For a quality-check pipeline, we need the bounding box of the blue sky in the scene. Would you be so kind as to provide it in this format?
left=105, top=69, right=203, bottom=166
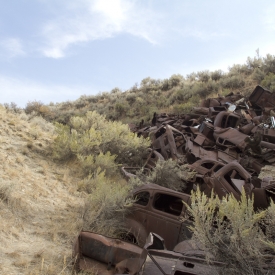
left=0, top=0, right=275, bottom=107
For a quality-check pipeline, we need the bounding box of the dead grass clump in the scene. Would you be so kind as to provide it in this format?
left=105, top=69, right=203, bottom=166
left=0, top=181, right=13, bottom=203
left=29, top=116, right=55, bottom=133
left=26, top=141, right=33, bottom=149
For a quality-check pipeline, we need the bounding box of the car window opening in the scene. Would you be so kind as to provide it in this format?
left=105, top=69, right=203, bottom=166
left=154, top=193, right=183, bottom=216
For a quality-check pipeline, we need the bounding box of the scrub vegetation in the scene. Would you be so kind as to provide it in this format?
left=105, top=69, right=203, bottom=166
left=22, top=53, right=275, bottom=126
left=1, top=53, right=275, bottom=274
left=187, top=190, right=275, bottom=275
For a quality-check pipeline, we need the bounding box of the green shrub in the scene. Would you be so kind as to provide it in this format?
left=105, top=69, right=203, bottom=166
left=129, top=159, right=195, bottom=192
left=262, top=54, right=275, bottom=74
left=187, top=189, right=275, bottom=275
left=52, top=111, right=150, bottom=170
left=246, top=56, right=263, bottom=70
left=186, top=72, right=197, bottom=82
left=252, top=68, right=265, bottom=83
left=261, top=73, right=275, bottom=92
left=126, top=93, right=136, bottom=104
left=228, top=64, right=251, bottom=76
left=115, top=101, right=130, bottom=115
left=211, top=70, right=223, bottom=81
left=83, top=171, right=134, bottom=236
left=161, top=79, right=170, bottom=91
left=146, top=159, right=194, bottom=191
left=77, top=151, right=117, bottom=177
left=140, top=77, right=160, bottom=92
left=197, top=70, right=210, bottom=82
left=220, top=75, right=245, bottom=89
left=172, top=102, right=194, bottom=114
left=168, top=74, right=184, bottom=87
left=52, top=123, right=73, bottom=160
left=192, top=82, right=212, bottom=98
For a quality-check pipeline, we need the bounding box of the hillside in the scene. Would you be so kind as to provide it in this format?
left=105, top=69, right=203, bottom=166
left=0, top=105, right=84, bottom=274
left=22, top=54, right=275, bottom=127
left=1, top=54, right=275, bottom=274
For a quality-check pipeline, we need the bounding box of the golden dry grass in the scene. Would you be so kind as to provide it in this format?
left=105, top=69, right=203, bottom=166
left=0, top=105, right=85, bottom=274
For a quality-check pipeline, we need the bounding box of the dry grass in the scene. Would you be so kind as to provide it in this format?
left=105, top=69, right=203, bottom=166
left=0, top=105, right=85, bottom=274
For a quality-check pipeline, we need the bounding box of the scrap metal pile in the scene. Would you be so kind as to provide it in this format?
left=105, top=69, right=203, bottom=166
left=73, top=86, right=275, bottom=275
left=133, top=85, right=275, bottom=210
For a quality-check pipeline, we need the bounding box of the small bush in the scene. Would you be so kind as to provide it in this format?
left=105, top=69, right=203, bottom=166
left=172, top=102, right=194, bottom=114
left=261, top=73, right=275, bottom=92
left=4, top=102, right=21, bottom=113
left=220, top=75, right=245, bottom=89
left=161, top=79, right=170, bottom=91
left=129, top=159, right=195, bottom=192
left=262, top=54, right=275, bottom=74
left=229, top=64, right=251, bottom=76
left=126, top=93, right=136, bottom=104
left=115, top=101, right=130, bottom=115
left=168, top=74, right=184, bottom=87
left=197, top=70, right=210, bottom=82
left=25, top=100, right=44, bottom=114
left=186, top=72, right=197, bottom=82
left=252, top=68, right=265, bottom=83
left=211, top=70, right=223, bottom=81
left=187, top=189, right=275, bottom=275
left=83, top=171, right=134, bottom=236
left=147, top=159, right=194, bottom=191
left=25, top=100, right=53, bottom=119
left=52, top=111, right=150, bottom=170
left=246, top=56, right=263, bottom=70
left=77, top=151, right=117, bottom=177
left=52, top=123, right=73, bottom=160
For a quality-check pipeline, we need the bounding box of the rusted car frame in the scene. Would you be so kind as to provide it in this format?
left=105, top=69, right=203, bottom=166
left=202, top=161, right=253, bottom=201
left=248, top=85, right=275, bottom=110
left=125, top=184, right=192, bottom=250
left=73, top=231, right=224, bottom=275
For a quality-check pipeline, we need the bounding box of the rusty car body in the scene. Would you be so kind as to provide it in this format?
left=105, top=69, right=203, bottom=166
left=124, top=184, right=192, bottom=250
left=73, top=231, right=224, bottom=275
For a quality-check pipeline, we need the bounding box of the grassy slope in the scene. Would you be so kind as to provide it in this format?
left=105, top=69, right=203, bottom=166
left=0, top=105, right=84, bottom=275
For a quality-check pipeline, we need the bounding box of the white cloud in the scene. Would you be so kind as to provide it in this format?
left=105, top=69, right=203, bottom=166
left=41, top=0, right=162, bottom=58
left=0, top=38, right=25, bottom=58
left=0, top=75, right=92, bottom=107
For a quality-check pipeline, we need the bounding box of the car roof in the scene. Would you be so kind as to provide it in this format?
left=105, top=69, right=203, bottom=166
left=133, top=183, right=190, bottom=197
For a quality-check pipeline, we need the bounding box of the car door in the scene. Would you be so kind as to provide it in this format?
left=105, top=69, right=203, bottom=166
left=144, top=191, right=187, bottom=250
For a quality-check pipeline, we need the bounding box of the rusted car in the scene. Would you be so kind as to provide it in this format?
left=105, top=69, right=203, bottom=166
left=202, top=161, right=252, bottom=200
left=248, top=85, right=275, bottom=110
left=73, top=231, right=224, bottom=275
left=124, top=184, right=193, bottom=250
left=200, top=161, right=275, bottom=210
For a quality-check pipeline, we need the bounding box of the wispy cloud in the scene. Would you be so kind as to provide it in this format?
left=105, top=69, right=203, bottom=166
left=41, top=0, right=163, bottom=58
left=176, top=27, right=230, bottom=41
left=0, top=38, right=26, bottom=58
left=0, top=74, right=91, bottom=107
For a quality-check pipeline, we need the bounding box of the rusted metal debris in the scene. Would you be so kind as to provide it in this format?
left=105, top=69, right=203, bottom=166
left=74, top=85, right=275, bottom=274
left=73, top=231, right=224, bottom=275
left=129, top=85, right=275, bottom=210
left=125, top=184, right=192, bottom=250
